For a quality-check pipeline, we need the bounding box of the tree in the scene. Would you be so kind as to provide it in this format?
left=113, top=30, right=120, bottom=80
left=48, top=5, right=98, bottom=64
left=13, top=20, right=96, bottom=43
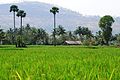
left=82, top=27, right=92, bottom=39
left=36, top=28, right=48, bottom=45
left=23, top=24, right=31, bottom=44
left=6, top=28, right=14, bottom=44
left=29, top=27, right=37, bottom=45
left=95, top=30, right=104, bottom=45
left=99, top=15, right=115, bottom=45
left=74, top=26, right=93, bottom=45
left=113, top=33, right=120, bottom=46
left=117, top=34, right=120, bottom=45
left=67, top=31, right=77, bottom=40
left=16, top=10, right=26, bottom=47
left=50, top=7, right=59, bottom=46
left=10, top=5, right=19, bottom=46
left=74, top=26, right=92, bottom=41
left=0, top=29, right=5, bottom=45
left=56, top=25, right=66, bottom=44
left=74, top=26, right=83, bottom=41
left=56, top=25, right=66, bottom=36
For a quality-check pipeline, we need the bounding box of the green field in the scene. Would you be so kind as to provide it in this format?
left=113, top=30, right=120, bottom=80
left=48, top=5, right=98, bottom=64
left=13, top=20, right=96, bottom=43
left=0, top=46, right=120, bottom=80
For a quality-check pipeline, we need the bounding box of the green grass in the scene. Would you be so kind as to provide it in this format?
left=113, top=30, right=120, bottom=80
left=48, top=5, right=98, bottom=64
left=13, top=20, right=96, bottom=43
left=0, top=45, right=120, bottom=80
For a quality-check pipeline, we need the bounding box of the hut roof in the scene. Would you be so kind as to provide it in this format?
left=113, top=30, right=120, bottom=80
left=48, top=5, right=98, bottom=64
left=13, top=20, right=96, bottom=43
left=65, top=41, right=82, bottom=45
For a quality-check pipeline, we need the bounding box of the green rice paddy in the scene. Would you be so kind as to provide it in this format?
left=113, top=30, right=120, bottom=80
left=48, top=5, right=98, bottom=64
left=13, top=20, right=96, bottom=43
left=0, top=45, right=120, bottom=80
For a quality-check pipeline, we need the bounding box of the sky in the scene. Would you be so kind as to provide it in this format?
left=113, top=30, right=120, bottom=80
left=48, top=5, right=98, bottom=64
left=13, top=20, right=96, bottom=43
left=0, top=0, right=120, bottom=16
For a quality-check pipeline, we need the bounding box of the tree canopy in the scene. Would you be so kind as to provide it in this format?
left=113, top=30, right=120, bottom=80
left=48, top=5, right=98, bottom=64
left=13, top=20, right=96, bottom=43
left=99, top=15, right=115, bottom=45
left=50, top=7, right=59, bottom=15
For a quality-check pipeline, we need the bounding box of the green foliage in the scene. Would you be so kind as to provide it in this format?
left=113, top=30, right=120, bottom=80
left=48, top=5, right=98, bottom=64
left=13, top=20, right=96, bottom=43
left=99, top=15, right=115, bottom=45
left=55, top=25, right=66, bottom=44
left=5, top=28, right=14, bottom=44
left=95, top=30, right=103, bottom=45
left=36, top=28, right=49, bottom=45
left=0, top=46, right=120, bottom=79
left=16, top=10, right=26, bottom=18
left=10, top=5, right=19, bottom=12
left=74, top=26, right=92, bottom=42
left=83, top=40, right=90, bottom=46
left=0, top=29, right=5, bottom=44
left=56, top=25, right=66, bottom=36
left=67, top=31, right=77, bottom=40
left=117, top=35, right=120, bottom=43
left=50, top=7, right=59, bottom=14
left=114, top=34, right=120, bottom=46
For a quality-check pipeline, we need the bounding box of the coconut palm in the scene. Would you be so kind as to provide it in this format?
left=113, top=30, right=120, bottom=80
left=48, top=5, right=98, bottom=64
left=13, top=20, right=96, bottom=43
left=10, top=5, right=19, bottom=46
left=74, top=26, right=92, bottom=42
left=56, top=25, right=66, bottom=44
left=67, top=31, right=76, bottom=40
left=16, top=10, right=26, bottom=47
left=74, top=26, right=83, bottom=41
left=50, top=7, right=59, bottom=46
left=37, top=28, right=48, bottom=44
left=56, top=25, right=66, bottom=36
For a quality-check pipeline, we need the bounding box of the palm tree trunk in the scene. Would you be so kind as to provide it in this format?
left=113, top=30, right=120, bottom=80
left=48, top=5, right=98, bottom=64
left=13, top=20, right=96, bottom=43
left=21, top=16, right=23, bottom=47
left=53, top=14, right=56, bottom=46
left=13, top=12, right=15, bottom=34
left=13, top=12, right=17, bottom=47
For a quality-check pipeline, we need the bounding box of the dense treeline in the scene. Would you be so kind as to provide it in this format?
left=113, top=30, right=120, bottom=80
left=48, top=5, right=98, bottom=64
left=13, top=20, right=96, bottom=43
left=0, top=24, right=120, bottom=46
left=0, top=24, right=90, bottom=45
left=0, top=5, right=120, bottom=47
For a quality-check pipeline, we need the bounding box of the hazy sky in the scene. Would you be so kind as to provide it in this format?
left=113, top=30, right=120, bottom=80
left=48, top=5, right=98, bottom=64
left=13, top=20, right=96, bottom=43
left=0, top=0, right=120, bottom=16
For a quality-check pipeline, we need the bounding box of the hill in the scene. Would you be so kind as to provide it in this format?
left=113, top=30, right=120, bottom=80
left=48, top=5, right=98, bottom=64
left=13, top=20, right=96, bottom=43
left=0, top=1, right=119, bottom=34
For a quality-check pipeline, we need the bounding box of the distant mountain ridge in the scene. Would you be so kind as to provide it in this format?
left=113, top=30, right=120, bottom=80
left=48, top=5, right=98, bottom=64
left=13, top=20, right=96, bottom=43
left=0, top=1, right=119, bottom=34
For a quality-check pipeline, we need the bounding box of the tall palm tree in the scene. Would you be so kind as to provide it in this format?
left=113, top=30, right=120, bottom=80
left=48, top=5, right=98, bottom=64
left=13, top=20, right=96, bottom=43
left=10, top=5, right=19, bottom=46
left=50, top=7, right=59, bottom=46
left=16, top=10, right=26, bottom=47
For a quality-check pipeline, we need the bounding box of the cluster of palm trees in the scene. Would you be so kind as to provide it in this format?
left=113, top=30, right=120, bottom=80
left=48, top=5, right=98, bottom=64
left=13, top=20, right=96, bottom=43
left=10, top=5, right=26, bottom=47
left=1, top=23, right=120, bottom=46
left=1, top=24, right=92, bottom=45
left=74, top=26, right=92, bottom=42
left=10, top=5, right=59, bottom=47
left=8, top=5, right=96, bottom=47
